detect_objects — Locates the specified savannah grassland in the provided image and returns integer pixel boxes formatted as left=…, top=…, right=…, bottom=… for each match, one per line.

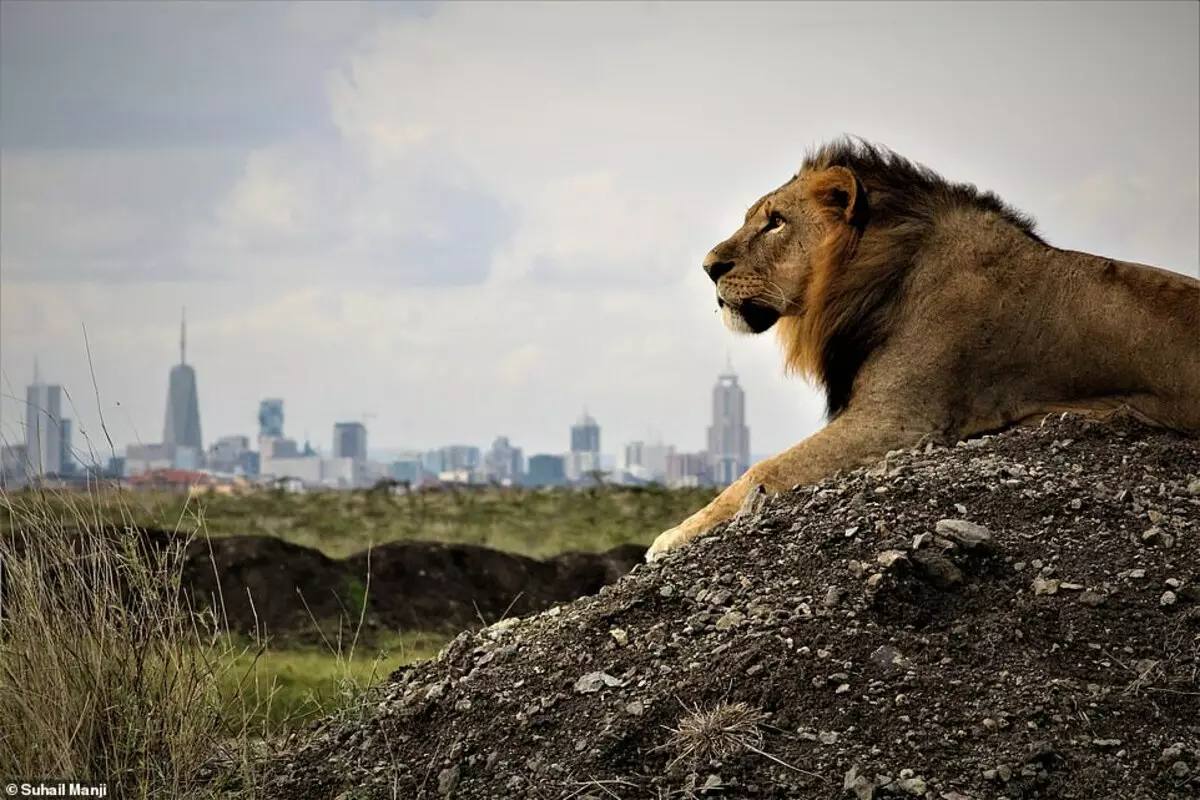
left=0, top=482, right=715, bottom=797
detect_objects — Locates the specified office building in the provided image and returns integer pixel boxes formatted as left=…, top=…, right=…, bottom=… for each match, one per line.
left=707, top=361, right=751, bottom=486
left=25, top=366, right=64, bottom=477
left=258, top=398, right=285, bottom=438
left=59, top=418, right=74, bottom=475
left=333, top=422, right=368, bottom=461
left=527, top=454, right=566, bottom=487
left=163, top=311, right=203, bottom=464
left=485, top=436, right=523, bottom=483
left=567, top=411, right=601, bottom=481
left=207, top=435, right=251, bottom=474
left=667, top=451, right=713, bottom=488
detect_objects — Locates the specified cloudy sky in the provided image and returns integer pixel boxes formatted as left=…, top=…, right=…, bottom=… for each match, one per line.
left=1, top=0, right=1197, bottom=464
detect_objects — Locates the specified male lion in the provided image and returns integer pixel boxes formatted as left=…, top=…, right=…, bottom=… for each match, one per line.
left=647, top=138, right=1200, bottom=561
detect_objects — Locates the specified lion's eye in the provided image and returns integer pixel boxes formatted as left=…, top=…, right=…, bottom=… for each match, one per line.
left=765, top=211, right=786, bottom=231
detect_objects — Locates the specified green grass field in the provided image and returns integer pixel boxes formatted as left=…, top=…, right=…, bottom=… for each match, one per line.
left=0, top=483, right=715, bottom=797
left=0, top=482, right=718, bottom=559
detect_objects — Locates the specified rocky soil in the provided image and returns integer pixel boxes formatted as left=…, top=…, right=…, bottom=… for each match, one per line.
left=259, top=414, right=1200, bottom=800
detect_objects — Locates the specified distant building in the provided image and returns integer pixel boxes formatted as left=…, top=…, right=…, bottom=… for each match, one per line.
left=570, top=410, right=601, bottom=453
left=622, top=439, right=675, bottom=484
left=623, top=441, right=645, bottom=472
left=163, top=310, right=203, bottom=466
left=485, top=436, right=523, bottom=484
left=526, top=454, right=566, bottom=487
left=207, top=435, right=251, bottom=474
left=58, top=417, right=74, bottom=475
left=124, top=443, right=172, bottom=477
left=333, top=422, right=368, bottom=461
left=667, top=451, right=712, bottom=488
left=425, top=445, right=481, bottom=474
left=707, top=361, right=751, bottom=485
left=1, top=442, right=29, bottom=486
left=259, top=453, right=364, bottom=489
left=259, top=435, right=299, bottom=459
left=25, top=368, right=64, bottom=477
left=321, top=456, right=362, bottom=488
left=258, top=455, right=323, bottom=486
left=390, top=458, right=424, bottom=484
left=567, top=411, right=601, bottom=481
left=258, top=398, right=285, bottom=438
left=106, top=456, right=125, bottom=478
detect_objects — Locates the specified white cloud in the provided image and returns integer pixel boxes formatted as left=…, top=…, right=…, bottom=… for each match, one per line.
left=1, top=0, right=1196, bottom=465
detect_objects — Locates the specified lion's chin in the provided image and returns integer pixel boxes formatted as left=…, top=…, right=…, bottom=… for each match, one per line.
left=721, top=301, right=780, bottom=334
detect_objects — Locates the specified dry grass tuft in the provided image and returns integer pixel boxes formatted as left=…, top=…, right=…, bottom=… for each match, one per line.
left=662, top=700, right=770, bottom=771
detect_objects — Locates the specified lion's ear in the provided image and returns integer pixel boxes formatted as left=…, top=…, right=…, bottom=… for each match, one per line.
left=809, top=166, right=868, bottom=227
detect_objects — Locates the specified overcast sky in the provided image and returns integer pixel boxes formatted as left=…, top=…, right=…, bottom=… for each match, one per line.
left=1, top=0, right=1197, bottom=464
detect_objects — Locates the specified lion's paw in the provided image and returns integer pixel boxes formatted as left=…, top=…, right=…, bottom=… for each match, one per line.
left=646, top=521, right=710, bottom=562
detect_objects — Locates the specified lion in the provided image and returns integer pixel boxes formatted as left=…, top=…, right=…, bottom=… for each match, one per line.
left=647, top=137, right=1200, bottom=561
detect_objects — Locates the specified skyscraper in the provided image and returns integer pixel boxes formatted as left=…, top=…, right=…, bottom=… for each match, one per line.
left=163, top=309, right=203, bottom=465
left=332, top=422, right=368, bottom=461
left=567, top=410, right=602, bottom=481
left=258, top=398, right=285, bottom=438
left=485, top=436, right=524, bottom=483
left=707, top=359, right=750, bottom=485
left=24, top=362, right=64, bottom=477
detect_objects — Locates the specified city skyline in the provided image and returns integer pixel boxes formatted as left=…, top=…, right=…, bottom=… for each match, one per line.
left=2, top=3, right=1196, bottom=462
left=3, top=338, right=758, bottom=490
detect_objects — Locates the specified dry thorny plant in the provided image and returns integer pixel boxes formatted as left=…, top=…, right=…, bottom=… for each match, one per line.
left=650, top=698, right=825, bottom=788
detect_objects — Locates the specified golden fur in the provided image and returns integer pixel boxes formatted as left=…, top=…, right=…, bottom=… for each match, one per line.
left=648, top=138, right=1200, bottom=560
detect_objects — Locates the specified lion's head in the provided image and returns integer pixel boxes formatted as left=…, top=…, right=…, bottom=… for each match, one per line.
left=704, top=163, right=867, bottom=337
left=701, top=137, right=1042, bottom=415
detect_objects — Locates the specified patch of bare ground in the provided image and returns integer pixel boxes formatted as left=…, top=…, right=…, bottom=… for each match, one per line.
left=257, top=414, right=1200, bottom=800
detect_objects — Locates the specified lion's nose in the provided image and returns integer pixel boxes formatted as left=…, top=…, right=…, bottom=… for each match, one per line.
left=703, top=258, right=735, bottom=283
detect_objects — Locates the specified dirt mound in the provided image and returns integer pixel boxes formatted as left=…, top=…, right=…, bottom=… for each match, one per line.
left=342, top=541, right=648, bottom=632
left=260, top=415, right=1200, bottom=800
left=174, top=534, right=646, bottom=638
left=183, top=535, right=352, bottom=636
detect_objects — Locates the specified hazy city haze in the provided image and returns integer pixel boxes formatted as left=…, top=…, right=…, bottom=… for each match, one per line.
left=2, top=0, right=1197, bottom=461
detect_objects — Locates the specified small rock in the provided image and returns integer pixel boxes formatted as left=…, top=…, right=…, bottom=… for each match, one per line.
left=609, top=628, right=629, bottom=647
left=897, top=776, right=928, bottom=796
left=819, top=730, right=839, bottom=745
left=1161, top=590, right=1178, bottom=606
left=1032, top=576, right=1060, bottom=596
left=877, top=549, right=909, bottom=568
left=1093, top=738, right=1123, bottom=748
left=437, top=765, right=460, bottom=796
left=912, top=551, right=964, bottom=589
left=625, top=700, right=644, bottom=716
left=1187, top=478, right=1200, bottom=495
left=574, top=671, right=623, bottom=693
left=1142, top=527, right=1176, bottom=548
left=735, top=484, right=768, bottom=521
left=823, top=586, right=843, bottom=608
left=715, top=611, right=745, bottom=631
left=843, top=766, right=874, bottom=800
left=1079, top=591, right=1107, bottom=607
left=935, top=519, right=994, bottom=549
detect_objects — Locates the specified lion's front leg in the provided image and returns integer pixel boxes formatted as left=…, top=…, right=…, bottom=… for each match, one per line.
left=645, top=409, right=933, bottom=562
left=646, top=472, right=767, bottom=561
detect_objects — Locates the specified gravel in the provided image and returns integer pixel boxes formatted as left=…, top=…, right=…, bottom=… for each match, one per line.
left=254, top=413, right=1199, bottom=800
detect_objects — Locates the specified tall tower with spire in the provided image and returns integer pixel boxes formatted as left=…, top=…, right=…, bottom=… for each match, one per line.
left=707, top=357, right=750, bottom=485
left=163, top=307, right=203, bottom=466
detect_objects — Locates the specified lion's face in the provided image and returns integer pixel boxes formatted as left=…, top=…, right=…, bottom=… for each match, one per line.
left=703, top=168, right=859, bottom=335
